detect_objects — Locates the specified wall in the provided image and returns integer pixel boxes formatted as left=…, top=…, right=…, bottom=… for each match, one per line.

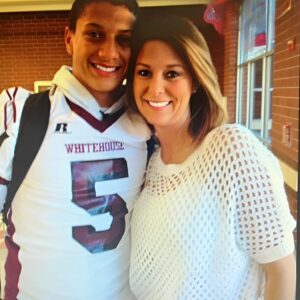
left=272, top=0, right=299, bottom=169
left=0, top=6, right=224, bottom=93
left=0, top=11, right=71, bottom=91
left=223, top=2, right=239, bottom=122
left=271, top=0, right=299, bottom=215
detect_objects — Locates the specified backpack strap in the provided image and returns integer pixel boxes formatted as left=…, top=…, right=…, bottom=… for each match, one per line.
left=146, top=136, right=157, bottom=164
left=2, top=90, right=50, bottom=224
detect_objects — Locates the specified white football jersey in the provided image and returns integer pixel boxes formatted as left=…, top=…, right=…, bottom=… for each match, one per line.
left=0, top=66, right=150, bottom=300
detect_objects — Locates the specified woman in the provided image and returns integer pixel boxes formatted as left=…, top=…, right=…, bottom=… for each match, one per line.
left=126, top=16, right=296, bottom=300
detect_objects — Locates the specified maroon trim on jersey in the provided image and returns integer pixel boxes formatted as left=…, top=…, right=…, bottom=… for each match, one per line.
left=66, top=98, right=126, bottom=133
left=5, top=87, right=18, bottom=101
left=4, top=102, right=8, bottom=131
left=4, top=87, right=18, bottom=130
left=0, top=177, right=9, bottom=185
left=5, top=89, right=12, bottom=101
left=4, top=210, right=22, bottom=300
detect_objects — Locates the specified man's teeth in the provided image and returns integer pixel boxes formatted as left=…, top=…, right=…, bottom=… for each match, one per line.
left=94, top=64, right=117, bottom=72
left=148, top=101, right=170, bottom=108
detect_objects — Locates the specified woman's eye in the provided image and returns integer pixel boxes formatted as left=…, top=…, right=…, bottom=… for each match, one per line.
left=137, top=70, right=150, bottom=77
left=166, top=71, right=179, bottom=78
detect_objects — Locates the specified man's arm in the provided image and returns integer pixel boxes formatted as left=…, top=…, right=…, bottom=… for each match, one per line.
left=0, top=87, right=31, bottom=212
left=262, top=253, right=296, bottom=300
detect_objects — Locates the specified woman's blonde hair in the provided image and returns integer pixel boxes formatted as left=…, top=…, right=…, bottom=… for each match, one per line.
left=126, top=15, right=227, bottom=143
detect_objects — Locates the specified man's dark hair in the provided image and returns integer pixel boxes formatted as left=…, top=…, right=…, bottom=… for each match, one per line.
left=69, top=0, right=139, bottom=31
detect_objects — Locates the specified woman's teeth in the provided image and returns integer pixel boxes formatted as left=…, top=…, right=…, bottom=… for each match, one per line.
left=148, top=101, right=170, bottom=108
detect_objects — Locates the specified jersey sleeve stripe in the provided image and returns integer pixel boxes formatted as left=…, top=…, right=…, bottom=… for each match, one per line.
left=5, top=89, right=12, bottom=101
left=4, top=87, right=18, bottom=130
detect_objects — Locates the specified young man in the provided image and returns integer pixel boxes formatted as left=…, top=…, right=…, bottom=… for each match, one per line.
left=0, top=1, right=150, bottom=299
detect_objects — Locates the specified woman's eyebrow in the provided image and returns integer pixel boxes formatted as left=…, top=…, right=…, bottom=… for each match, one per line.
left=136, top=62, right=184, bottom=68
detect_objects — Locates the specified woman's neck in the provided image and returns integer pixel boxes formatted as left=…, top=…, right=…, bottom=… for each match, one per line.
left=155, top=127, right=197, bottom=164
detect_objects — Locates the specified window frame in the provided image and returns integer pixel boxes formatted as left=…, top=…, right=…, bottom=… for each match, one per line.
left=236, top=0, right=275, bottom=144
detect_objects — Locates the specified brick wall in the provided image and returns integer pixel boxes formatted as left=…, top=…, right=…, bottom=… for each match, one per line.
left=271, top=0, right=299, bottom=168
left=0, top=11, right=71, bottom=91
left=272, top=0, right=299, bottom=219
left=0, top=6, right=224, bottom=95
left=223, top=2, right=240, bottom=122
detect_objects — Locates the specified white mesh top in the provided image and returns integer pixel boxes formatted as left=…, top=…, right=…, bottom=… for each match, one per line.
left=130, top=124, right=295, bottom=300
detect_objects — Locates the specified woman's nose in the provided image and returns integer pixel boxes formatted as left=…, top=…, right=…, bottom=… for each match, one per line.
left=147, top=76, right=164, bottom=97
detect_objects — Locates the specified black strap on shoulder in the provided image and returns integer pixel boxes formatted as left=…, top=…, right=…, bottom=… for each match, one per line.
left=146, top=136, right=157, bottom=164
left=0, top=132, right=9, bottom=147
left=2, top=90, right=50, bottom=224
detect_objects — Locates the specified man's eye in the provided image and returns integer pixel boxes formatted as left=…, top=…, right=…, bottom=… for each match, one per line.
left=137, top=70, right=150, bottom=77
left=117, top=35, right=131, bottom=47
left=166, top=71, right=179, bottom=78
left=87, top=32, right=105, bottom=40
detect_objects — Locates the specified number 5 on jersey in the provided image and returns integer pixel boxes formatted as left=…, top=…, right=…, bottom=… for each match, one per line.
left=71, top=158, right=128, bottom=253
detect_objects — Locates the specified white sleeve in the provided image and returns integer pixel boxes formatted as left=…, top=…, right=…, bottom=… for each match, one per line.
left=0, top=185, right=8, bottom=214
left=230, top=126, right=296, bottom=264
left=0, top=87, right=31, bottom=211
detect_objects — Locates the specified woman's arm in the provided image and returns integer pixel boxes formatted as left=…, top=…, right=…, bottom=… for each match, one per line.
left=262, top=253, right=296, bottom=300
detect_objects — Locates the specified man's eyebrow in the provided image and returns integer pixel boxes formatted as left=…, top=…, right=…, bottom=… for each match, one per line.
left=84, top=23, right=132, bottom=33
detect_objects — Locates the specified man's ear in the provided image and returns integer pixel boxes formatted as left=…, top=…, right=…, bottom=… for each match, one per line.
left=65, top=26, right=73, bottom=55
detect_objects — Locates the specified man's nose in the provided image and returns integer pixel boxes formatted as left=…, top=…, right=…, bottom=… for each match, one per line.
left=98, top=39, right=118, bottom=59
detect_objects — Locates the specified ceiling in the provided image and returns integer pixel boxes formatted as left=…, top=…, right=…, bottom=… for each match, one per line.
left=0, top=0, right=209, bottom=13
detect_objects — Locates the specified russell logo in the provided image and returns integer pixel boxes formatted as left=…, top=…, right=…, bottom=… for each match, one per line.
left=54, top=123, right=70, bottom=134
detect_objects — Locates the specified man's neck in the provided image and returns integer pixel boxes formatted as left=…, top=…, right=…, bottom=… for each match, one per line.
left=90, top=86, right=125, bottom=108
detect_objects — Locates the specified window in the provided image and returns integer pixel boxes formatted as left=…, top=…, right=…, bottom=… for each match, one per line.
left=236, top=0, right=275, bottom=142
left=34, top=81, right=52, bottom=93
